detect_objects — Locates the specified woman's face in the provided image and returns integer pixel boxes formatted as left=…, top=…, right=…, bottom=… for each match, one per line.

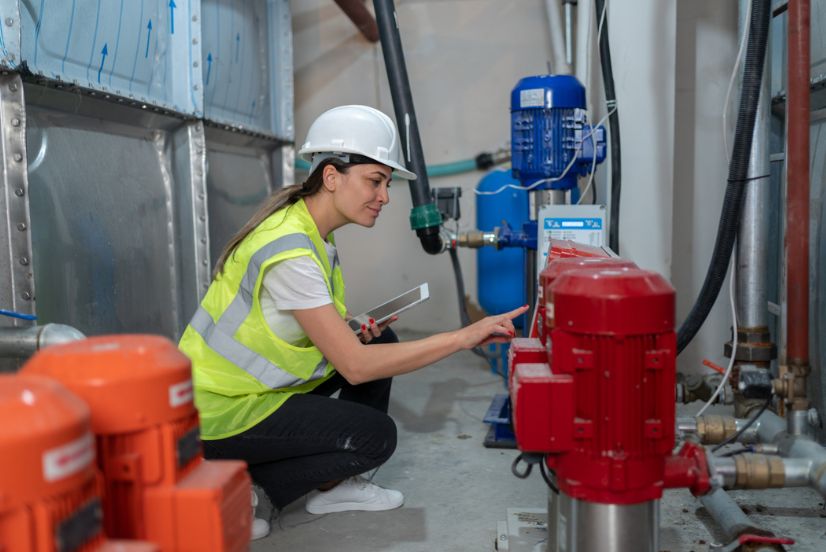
left=333, top=163, right=392, bottom=227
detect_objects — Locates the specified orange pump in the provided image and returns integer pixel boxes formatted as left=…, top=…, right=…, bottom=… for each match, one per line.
left=0, top=374, right=156, bottom=552
left=22, top=335, right=252, bottom=551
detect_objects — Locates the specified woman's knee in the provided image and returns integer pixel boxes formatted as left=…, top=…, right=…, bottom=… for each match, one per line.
left=354, top=412, right=397, bottom=463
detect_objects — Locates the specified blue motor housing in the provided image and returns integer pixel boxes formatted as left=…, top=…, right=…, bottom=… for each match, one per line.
left=510, top=74, right=606, bottom=191
left=476, top=169, right=529, bottom=327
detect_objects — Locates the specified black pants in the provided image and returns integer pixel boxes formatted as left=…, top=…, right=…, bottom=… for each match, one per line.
left=202, top=329, right=399, bottom=510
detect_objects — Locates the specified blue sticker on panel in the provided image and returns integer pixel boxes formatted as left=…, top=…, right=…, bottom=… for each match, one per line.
left=201, top=0, right=292, bottom=140
left=18, top=0, right=202, bottom=116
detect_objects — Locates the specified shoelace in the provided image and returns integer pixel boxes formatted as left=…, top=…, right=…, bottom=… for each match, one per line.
left=349, top=475, right=370, bottom=490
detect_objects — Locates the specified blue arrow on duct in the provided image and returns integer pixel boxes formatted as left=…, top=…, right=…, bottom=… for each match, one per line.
left=169, top=0, right=176, bottom=34
left=145, top=20, right=152, bottom=58
left=206, top=52, right=213, bottom=85
left=98, top=43, right=108, bottom=83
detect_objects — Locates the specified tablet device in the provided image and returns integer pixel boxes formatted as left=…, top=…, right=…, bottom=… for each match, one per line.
left=348, top=283, right=430, bottom=335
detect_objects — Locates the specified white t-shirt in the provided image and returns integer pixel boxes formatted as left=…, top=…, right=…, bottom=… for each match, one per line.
left=259, top=240, right=337, bottom=346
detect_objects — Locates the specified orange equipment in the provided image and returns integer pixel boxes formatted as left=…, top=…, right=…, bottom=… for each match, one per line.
left=0, top=374, right=157, bottom=552
left=22, top=335, right=252, bottom=552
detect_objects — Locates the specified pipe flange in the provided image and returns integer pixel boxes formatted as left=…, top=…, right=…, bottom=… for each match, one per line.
left=724, top=341, right=777, bottom=362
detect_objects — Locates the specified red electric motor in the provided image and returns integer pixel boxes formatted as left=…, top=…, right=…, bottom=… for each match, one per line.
left=545, top=267, right=677, bottom=503
left=513, top=266, right=677, bottom=497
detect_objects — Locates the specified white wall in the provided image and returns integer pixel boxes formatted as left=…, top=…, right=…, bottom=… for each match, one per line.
left=290, top=0, right=735, bottom=371
left=672, top=1, right=739, bottom=375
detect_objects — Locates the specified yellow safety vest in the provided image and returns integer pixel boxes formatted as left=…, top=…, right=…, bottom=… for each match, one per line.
left=179, top=199, right=347, bottom=439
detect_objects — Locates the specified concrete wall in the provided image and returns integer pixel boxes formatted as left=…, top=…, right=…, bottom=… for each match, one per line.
left=291, top=0, right=736, bottom=378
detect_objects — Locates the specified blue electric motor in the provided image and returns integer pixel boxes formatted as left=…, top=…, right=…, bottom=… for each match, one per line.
left=510, top=74, right=606, bottom=192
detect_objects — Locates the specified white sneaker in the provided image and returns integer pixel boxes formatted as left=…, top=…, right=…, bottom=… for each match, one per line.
left=250, top=487, right=271, bottom=540
left=305, top=476, right=404, bottom=514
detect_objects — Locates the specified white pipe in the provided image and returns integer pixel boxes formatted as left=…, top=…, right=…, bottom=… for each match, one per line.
left=575, top=0, right=592, bottom=85
left=544, top=0, right=572, bottom=74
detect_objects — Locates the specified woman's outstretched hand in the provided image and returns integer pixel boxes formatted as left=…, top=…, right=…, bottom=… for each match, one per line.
left=456, top=304, right=530, bottom=349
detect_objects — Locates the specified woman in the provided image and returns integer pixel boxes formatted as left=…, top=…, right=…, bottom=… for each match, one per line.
left=179, top=105, right=525, bottom=536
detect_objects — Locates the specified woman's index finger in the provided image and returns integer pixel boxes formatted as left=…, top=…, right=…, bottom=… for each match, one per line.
left=505, top=304, right=531, bottom=319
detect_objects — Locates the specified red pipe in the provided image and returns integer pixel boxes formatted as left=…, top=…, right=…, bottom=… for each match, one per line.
left=786, top=0, right=810, bottom=366
left=333, top=0, right=380, bottom=43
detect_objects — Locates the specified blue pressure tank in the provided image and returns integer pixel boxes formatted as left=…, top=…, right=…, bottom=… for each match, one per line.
left=476, top=169, right=529, bottom=327
left=510, top=74, right=606, bottom=191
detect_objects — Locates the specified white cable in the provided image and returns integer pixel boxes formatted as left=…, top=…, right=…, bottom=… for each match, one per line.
left=474, top=149, right=579, bottom=196
left=696, top=250, right=738, bottom=417
left=723, top=0, right=752, bottom=163
left=576, top=106, right=616, bottom=204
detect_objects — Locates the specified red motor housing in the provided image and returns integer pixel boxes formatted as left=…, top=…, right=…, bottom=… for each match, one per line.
left=537, top=256, right=637, bottom=345
left=512, top=266, right=678, bottom=504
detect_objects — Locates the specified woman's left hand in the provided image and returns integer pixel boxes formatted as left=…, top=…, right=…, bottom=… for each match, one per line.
left=360, top=315, right=398, bottom=344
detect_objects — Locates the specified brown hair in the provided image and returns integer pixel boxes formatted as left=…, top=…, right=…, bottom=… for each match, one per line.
left=212, top=158, right=357, bottom=278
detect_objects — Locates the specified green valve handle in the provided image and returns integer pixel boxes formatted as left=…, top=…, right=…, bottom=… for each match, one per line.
left=409, top=204, right=442, bottom=231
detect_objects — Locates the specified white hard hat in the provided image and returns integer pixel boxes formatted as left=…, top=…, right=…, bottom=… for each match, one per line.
left=298, top=105, right=417, bottom=180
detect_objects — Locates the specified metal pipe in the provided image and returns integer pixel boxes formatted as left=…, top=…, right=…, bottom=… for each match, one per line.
left=564, top=1, right=574, bottom=68
left=711, top=454, right=814, bottom=492
left=745, top=410, right=826, bottom=497
left=0, top=324, right=86, bottom=360
left=735, top=0, right=771, bottom=330
left=676, top=417, right=698, bottom=436
left=729, top=0, right=776, bottom=419
left=699, top=488, right=765, bottom=542
left=787, top=409, right=809, bottom=436
left=785, top=0, right=810, bottom=390
left=755, top=409, right=787, bottom=443
left=455, top=231, right=497, bottom=249
left=556, top=493, right=658, bottom=552
left=545, top=0, right=572, bottom=75
left=678, top=415, right=761, bottom=444
left=333, top=0, right=380, bottom=43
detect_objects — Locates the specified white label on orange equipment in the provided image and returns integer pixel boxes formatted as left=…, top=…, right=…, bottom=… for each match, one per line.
left=43, top=432, right=94, bottom=482
left=169, top=380, right=193, bottom=407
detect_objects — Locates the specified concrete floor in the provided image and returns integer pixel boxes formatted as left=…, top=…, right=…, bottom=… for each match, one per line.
left=251, top=332, right=826, bottom=552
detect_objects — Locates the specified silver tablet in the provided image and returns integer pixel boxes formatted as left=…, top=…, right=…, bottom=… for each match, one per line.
left=348, top=283, right=430, bottom=334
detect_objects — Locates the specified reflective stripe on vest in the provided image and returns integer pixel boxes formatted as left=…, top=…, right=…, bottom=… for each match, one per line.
left=189, top=232, right=337, bottom=389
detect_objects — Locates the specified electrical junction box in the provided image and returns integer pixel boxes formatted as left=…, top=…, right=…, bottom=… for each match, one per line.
left=536, top=204, right=606, bottom=275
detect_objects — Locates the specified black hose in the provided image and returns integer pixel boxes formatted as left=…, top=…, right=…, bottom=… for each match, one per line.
left=373, top=0, right=443, bottom=255
left=676, top=0, right=770, bottom=354
left=594, top=0, right=621, bottom=254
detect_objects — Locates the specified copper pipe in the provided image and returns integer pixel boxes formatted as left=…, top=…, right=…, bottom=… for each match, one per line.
left=785, top=1, right=810, bottom=368
left=333, top=0, right=379, bottom=43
